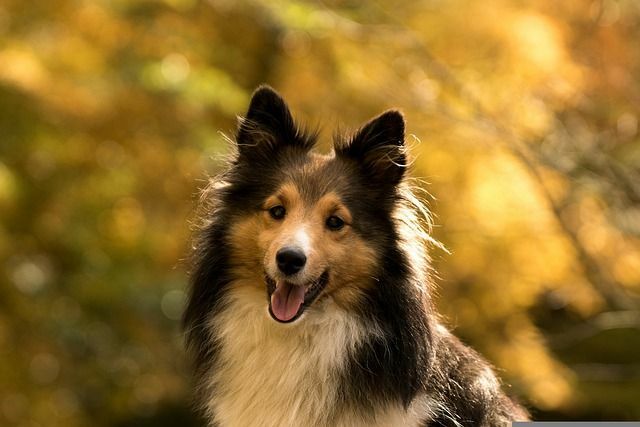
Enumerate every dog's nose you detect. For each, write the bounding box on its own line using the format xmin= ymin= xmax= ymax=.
xmin=276 ymin=247 xmax=307 ymax=276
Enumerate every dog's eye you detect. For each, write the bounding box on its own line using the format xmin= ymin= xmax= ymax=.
xmin=326 ymin=215 xmax=344 ymax=231
xmin=269 ymin=205 xmax=286 ymax=220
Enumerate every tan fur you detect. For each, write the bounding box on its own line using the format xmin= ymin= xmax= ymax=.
xmin=228 ymin=183 xmax=379 ymax=303
xmin=205 ymin=282 xmax=434 ymax=427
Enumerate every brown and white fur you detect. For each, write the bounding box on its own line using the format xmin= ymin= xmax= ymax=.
xmin=183 ymin=85 xmax=529 ymax=426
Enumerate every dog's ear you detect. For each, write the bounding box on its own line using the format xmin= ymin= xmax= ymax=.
xmin=336 ymin=110 xmax=407 ymax=186
xmin=235 ymin=85 xmax=313 ymax=159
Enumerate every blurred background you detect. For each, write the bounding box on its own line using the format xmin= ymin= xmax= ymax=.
xmin=1 ymin=0 xmax=639 ymax=425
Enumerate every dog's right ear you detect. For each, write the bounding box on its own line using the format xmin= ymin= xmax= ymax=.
xmin=235 ymin=85 xmax=314 ymax=159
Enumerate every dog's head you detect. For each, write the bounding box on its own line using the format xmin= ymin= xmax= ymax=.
xmin=221 ymin=86 xmax=411 ymax=323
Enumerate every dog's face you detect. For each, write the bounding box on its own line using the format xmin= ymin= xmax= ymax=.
xmin=223 ymin=86 xmax=408 ymax=323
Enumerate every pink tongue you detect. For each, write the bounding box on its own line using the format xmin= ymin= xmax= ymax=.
xmin=270 ymin=281 xmax=305 ymax=322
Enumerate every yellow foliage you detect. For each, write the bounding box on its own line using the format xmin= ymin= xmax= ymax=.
xmin=0 ymin=0 xmax=638 ymax=424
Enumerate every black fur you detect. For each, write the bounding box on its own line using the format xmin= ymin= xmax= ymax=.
xmin=343 ymin=244 xmax=433 ymax=410
xmin=183 ymin=85 xmax=529 ymax=426
xmin=336 ymin=109 xmax=407 ymax=187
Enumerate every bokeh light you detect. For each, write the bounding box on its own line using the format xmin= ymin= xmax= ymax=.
xmin=0 ymin=0 xmax=639 ymax=425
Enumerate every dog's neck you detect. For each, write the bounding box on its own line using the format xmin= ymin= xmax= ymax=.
xmin=202 ymin=281 xmax=430 ymax=427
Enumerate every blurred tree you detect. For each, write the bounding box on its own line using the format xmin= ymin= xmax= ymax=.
xmin=0 ymin=0 xmax=638 ymax=425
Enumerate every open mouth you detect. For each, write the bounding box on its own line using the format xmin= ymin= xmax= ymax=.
xmin=265 ymin=271 xmax=329 ymax=323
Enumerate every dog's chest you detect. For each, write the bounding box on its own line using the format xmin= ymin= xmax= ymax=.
xmin=204 ymin=289 xmax=428 ymax=427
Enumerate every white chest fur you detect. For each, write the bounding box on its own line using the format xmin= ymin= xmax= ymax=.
xmin=203 ymin=284 xmax=432 ymax=427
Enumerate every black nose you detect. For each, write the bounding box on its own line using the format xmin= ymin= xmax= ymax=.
xmin=276 ymin=247 xmax=307 ymax=276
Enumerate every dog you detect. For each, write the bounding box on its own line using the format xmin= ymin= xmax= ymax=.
xmin=183 ymin=85 xmax=529 ymax=426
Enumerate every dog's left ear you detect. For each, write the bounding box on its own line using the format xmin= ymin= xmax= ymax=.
xmin=236 ymin=85 xmax=313 ymax=159
xmin=336 ymin=110 xmax=407 ymax=186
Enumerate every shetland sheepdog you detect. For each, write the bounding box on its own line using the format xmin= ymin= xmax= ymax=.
xmin=183 ymin=85 xmax=529 ymax=426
